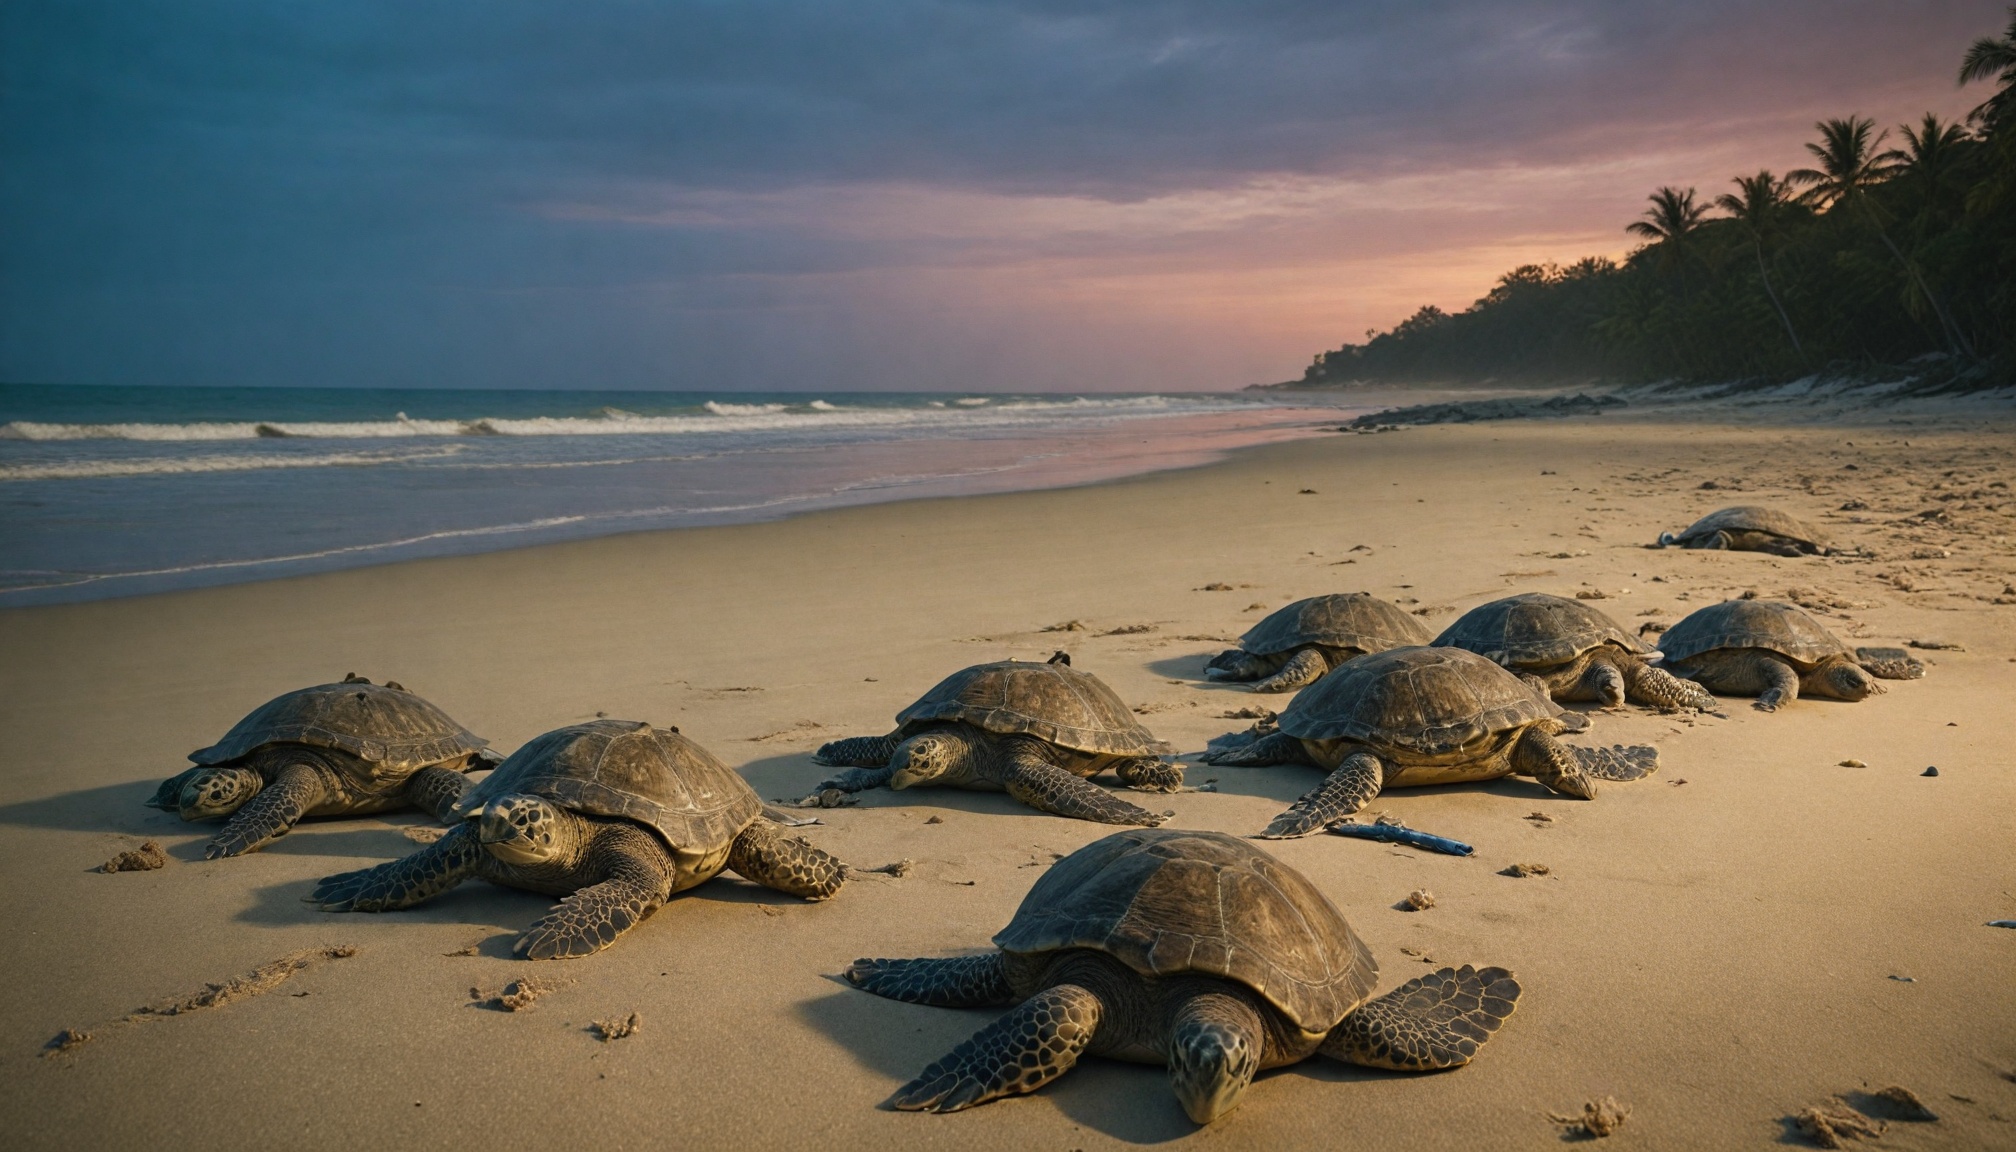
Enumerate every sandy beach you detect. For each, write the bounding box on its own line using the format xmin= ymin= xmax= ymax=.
xmin=4 ymin=403 xmax=2013 ymax=1150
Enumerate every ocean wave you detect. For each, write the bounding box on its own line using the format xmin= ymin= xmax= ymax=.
xmin=0 ymin=446 xmax=466 ymax=481
xmin=0 ymin=394 xmax=1247 ymax=442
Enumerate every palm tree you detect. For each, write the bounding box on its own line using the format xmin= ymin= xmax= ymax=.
xmin=1714 ymin=171 xmax=1807 ymax=364
xmin=1790 ymin=116 xmax=1972 ymax=358
xmin=1626 ymin=186 xmax=1709 ymax=280
xmin=1959 ymin=6 xmax=2016 ymax=129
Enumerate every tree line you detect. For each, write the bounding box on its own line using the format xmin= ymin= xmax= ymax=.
xmin=1295 ymin=12 xmax=2016 ymax=391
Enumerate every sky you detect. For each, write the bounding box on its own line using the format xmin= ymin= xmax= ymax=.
xmin=0 ymin=2 xmax=2005 ymax=393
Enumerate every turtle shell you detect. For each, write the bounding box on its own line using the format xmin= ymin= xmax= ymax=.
xmin=1278 ymin=646 xmax=1561 ymax=757
xmin=1675 ymin=506 xmax=1834 ymax=551
xmin=190 ymin=680 xmax=488 ymax=788
xmin=1236 ymin=593 xmax=1434 ymax=657
xmin=895 ymin=660 xmax=1172 ymax=757
xmin=1434 ymin=593 xmax=1650 ymax=669
xmin=1656 ymin=600 xmax=1849 ymax=669
xmin=456 ymin=720 xmax=760 ymax=852
xmin=993 ymin=828 xmax=1377 ymax=1033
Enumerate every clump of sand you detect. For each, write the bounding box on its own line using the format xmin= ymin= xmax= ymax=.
xmin=1551 ymin=1096 xmax=1630 ymax=1137
xmin=474 ymin=977 xmax=565 ymax=1012
xmin=100 ymin=840 xmax=167 ymax=873
xmin=1401 ymin=889 xmax=1435 ymax=911
xmin=1793 ymin=1100 xmax=1885 ymax=1147
xmin=1500 ymin=863 xmax=1551 ymax=877
xmin=41 ymin=1028 xmax=91 ymax=1057
xmin=593 ymin=1012 xmax=642 ymax=1041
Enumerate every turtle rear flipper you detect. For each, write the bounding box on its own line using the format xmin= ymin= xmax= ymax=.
xmin=891 ymin=984 xmax=1103 ymax=1112
xmin=1320 ymin=964 xmax=1521 ymax=1071
xmin=205 ymin=764 xmax=327 ymax=858
xmin=1249 ymin=648 xmax=1328 ymax=693
xmin=1258 ymin=752 xmax=1381 ymax=839
xmin=845 ymin=953 xmax=1015 ymax=1007
xmin=1854 ymin=646 xmax=1926 ymax=680
xmin=310 ymin=822 xmax=484 ymax=911
xmin=1569 ymin=744 xmax=1659 ymax=782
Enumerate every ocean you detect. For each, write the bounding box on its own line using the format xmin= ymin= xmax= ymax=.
xmin=0 ymin=385 xmax=1359 ymax=605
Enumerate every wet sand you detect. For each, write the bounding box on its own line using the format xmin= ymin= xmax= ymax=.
xmin=3 ymin=404 xmax=2013 ymax=1149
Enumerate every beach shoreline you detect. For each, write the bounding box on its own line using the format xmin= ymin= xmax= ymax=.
xmin=4 ymin=404 xmax=2013 ymax=1150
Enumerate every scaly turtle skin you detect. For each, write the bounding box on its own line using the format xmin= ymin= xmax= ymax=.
xmin=1656 ymin=505 xmax=1838 ymax=556
xmin=1657 ymin=600 xmax=1923 ymax=712
xmin=812 ymin=654 xmax=1179 ymax=826
xmin=1200 ymin=646 xmax=1659 ymax=837
xmin=1205 ymin=593 xmax=1433 ymax=692
xmin=147 ymin=675 xmax=494 ymax=859
xmin=1434 ymin=593 xmax=1713 ymax=711
xmin=309 ymin=720 xmax=844 ymax=959
xmin=845 ymin=828 xmax=1521 ymax=1124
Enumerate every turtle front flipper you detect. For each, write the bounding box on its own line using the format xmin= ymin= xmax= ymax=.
xmin=891 ymin=984 xmax=1104 ymax=1113
xmin=813 ymin=733 xmax=901 ymax=768
xmin=845 ymin=953 xmax=1015 ymax=1007
xmin=814 ymin=765 xmax=896 ymax=793
xmin=1198 ymin=729 xmax=1309 ymax=767
xmin=1751 ymin=654 xmax=1801 ymax=711
xmin=1854 ymin=646 xmax=1926 ymax=681
xmin=728 ymin=819 xmax=845 ymax=901
xmin=1258 ymin=751 xmax=1381 ymax=839
xmin=1511 ymin=728 xmax=1597 ymax=800
xmin=309 ymin=821 xmax=484 ymax=911
xmin=1002 ymin=755 xmax=1167 ymax=826
xmin=206 ymin=764 xmax=328 ymax=858
xmin=1115 ymin=757 xmax=1185 ymax=793
xmin=402 ymin=764 xmax=475 ymax=822
xmin=1568 ymin=743 xmax=1659 ymax=781
xmin=146 ymin=767 xmax=205 ymax=811
xmin=1621 ymin=660 xmax=1717 ymax=711
xmin=1320 ymin=965 xmax=1521 ymax=1070
xmin=1249 ymin=648 xmax=1328 ymax=693
xmin=514 ymin=824 xmax=677 ymax=960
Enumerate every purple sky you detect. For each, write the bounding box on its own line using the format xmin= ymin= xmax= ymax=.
xmin=0 ymin=1 xmax=2003 ymax=392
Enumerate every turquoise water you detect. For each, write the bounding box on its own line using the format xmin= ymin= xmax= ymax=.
xmin=0 ymin=385 xmax=1355 ymax=605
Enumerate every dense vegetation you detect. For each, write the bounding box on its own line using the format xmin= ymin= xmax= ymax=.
xmin=1297 ymin=13 xmax=2016 ymax=390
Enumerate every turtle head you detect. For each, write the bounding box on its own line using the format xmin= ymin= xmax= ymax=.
xmin=478 ymin=794 xmax=568 ymax=865
xmin=177 ymin=767 xmax=264 ymax=821
xmin=1821 ymin=657 xmax=1883 ymax=702
xmin=1167 ymin=993 xmax=1262 ymax=1124
xmin=887 ymin=730 xmax=973 ymax=790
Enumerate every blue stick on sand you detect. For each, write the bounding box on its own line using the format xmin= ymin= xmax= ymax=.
xmin=1327 ymin=822 xmax=1474 ymax=856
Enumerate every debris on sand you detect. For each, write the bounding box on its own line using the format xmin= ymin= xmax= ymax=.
xmin=796 ymin=788 xmax=859 ymax=809
xmin=1989 ymin=920 xmax=2016 ymax=929
xmin=1345 ymin=392 xmax=1626 ymax=429
xmin=41 ymin=1028 xmax=91 ymax=1057
xmin=100 ymin=840 xmax=167 ymax=872
xmin=442 ymin=945 xmax=480 ymax=957
xmin=1222 ymin=706 xmax=1277 ymax=720
xmin=1100 ymin=623 xmax=1155 ymax=636
xmin=852 ymin=860 xmax=912 ymax=878
xmin=1922 ymin=767 xmax=1939 ymax=777
xmin=592 ymin=1012 xmax=642 ymax=1041
xmin=130 ymin=946 xmax=357 ymax=1019
xmin=1198 ymin=582 xmax=1236 ymax=591
xmin=1332 ymin=822 xmax=1474 ymax=856
xmin=1551 ymin=1096 xmax=1631 ymax=1137
xmin=1524 ymin=811 xmax=1555 ymax=826
xmin=923 ymin=815 xmax=944 ymax=825
xmin=1838 ymin=759 xmax=1866 ymax=768
xmin=1793 ymin=1100 xmax=1886 ymax=1147
xmin=402 ymin=826 xmax=449 ymax=844
xmin=1909 ymin=638 xmax=1964 ymax=651
xmin=1040 ymin=620 xmax=1087 ymax=632
xmin=473 ymin=977 xmax=564 ymax=1012
xmin=1500 ymin=863 xmax=1551 ymax=878
xmin=1575 ymin=589 xmax=1609 ymax=600
xmin=1637 ymin=621 xmax=1668 ymax=636
xmin=1400 ymin=889 xmax=1435 ymax=911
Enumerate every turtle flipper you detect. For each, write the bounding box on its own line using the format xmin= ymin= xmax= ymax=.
xmin=728 ymin=819 xmax=845 ymax=900
xmin=814 ymin=765 xmax=896 ymax=792
xmin=514 ymin=826 xmax=676 ymax=960
xmin=1854 ymin=646 xmax=1926 ymax=681
xmin=1199 ymin=729 xmax=1309 ymax=767
xmin=1249 ymin=648 xmax=1328 ymax=693
xmin=891 ymin=984 xmax=1104 ymax=1113
xmin=813 ymin=733 xmax=901 ymax=768
xmin=1512 ymin=728 xmax=1597 ymax=800
xmin=309 ymin=822 xmax=483 ymax=911
xmin=1320 ymin=965 xmax=1521 ymax=1070
xmin=1203 ymin=649 xmax=1268 ymax=682
xmin=206 ymin=764 xmax=327 ymax=858
xmin=147 ymin=767 xmax=203 ymax=811
xmin=1622 ymin=660 xmax=1717 ymax=711
xmin=1002 ymin=756 xmax=1167 ymax=826
xmin=1569 ymin=744 xmax=1659 ymax=781
xmin=1753 ymin=654 xmax=1800 ymax=711
xmin=402 ymin=764 xmax=474 ymax=822
xmin=1115 ymin=757 xmax=1185 ymax=793
xmin=845 ymin=953 xmax=1015 ymax=1007
xmin=1258 ymin=751 xmax=1381 ymax=838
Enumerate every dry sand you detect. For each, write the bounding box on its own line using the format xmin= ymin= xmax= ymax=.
xmin=3 ymin=404 xmax=2013 ymax=1150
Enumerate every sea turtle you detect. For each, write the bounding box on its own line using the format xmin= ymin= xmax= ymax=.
xmin=845 ymin=828 xmax=1520 ymax=1124
xmin=147 ymin=674 xmax=494 ymax=859
xmin=1200 ymin=646 xmax=1657 ymax=837
xmin=1656 ymin=505 xmax=1839 ymax=555
xmin=1433 ymin=593 xmax=1714 ymax=711
xmin=1204 ymin=593 xmax=1433 ymax=692
xmin=309 ymin=719 xmax=844 ymax=959
xmin=812 ymin=654 xmax=1179 ymax=826
xmin=1657 ymin=599 xmax=1923 ymax=711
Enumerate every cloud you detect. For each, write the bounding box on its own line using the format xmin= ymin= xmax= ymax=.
xmin=0 ymin=0 xmax=2002 ymax=389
